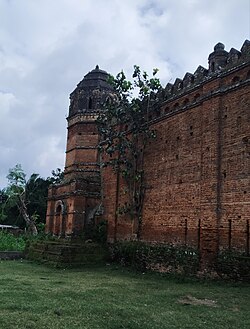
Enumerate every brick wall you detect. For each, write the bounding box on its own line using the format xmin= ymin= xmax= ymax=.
xmin=102 ymin=63 xmax=250 ymax=268
xmin=45 ymin=42 xmax=250 ymax=270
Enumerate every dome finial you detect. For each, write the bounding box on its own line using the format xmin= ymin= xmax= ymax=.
xmin=214 ymin=42 xmax=225 ymax=51
xmin=95 ymin=65 xmax=99 ymax=70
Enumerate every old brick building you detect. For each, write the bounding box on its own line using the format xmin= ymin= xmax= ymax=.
xmin=46 ymin=41 xmax=250 ymax=268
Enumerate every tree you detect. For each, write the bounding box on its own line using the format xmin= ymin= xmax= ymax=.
xmin=25 ymin=173 xmax=51 ymax=227
xmin=0 ymin=189 xmax=8 ymax=223
xmin=1 ymin=165 xmax=64 ymax=233
xmin=97 ymin=66 xmax=162 ymax=239
xmin=49 ymin=168 xmax=64 ymax=184
xmin=5 ymin=164 xmax=38 ymax=235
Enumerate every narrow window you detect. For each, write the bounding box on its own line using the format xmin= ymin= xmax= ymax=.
xmin=194 ymin=93 xmax=200 ymax=102
xmin=56 ymin=204 xmax=62 ymax=215
xmin=88 ymin=97 xmax=92 ymax=109
xmin=174 ymin=103 xmax=179 ymax=110
xmin=183 ymin=98 xmax=189 ymax=107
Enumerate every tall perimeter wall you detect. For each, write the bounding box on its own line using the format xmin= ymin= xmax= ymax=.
xmin=102 ymin=41 xmax=250 ymax=268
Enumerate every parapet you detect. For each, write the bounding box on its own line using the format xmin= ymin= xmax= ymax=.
xmin=162 ymin=40 xmax=250 ymax=101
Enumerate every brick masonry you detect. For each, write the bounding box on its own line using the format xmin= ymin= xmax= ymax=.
xmin=46 ymin=42 xmax=250 ymax=269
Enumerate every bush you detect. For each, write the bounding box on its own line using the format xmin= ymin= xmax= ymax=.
xmin=0 ymin=231 xmax=26 ymax=251
xmin=109 ymin=241 xmax=199 ymax=274
xmin=217 ymin=250 xmax=250 ymax=280
xmin=93 ymin=220 xmax=108 ymax=244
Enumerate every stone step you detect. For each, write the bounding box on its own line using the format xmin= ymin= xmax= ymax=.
xmin=26 ymin=240 xmax=108 ymax=268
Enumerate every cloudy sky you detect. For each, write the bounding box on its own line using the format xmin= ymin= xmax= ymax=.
xmin=0 ymin=0 xmax=249 ymax=188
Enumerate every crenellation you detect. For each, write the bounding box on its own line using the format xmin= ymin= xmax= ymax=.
xmin=194 ymin=65 xmax=209 ymax=81
xmin=159 ymin=40 xmax=249 ymax=112
xmin=182 ymin=72 xmax=194 ymax=88
xmin=227 ymin=48 xmax=241 ymax=67
xmin=240 ymin=39 xmax=250 ymax=60
xmin=164 ymin=82 xmax=174 ymax=97
xmin=173 ymin=78 xmax=183 ymax=92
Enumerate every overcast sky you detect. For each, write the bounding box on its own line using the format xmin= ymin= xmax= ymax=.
xmin=0 ymin=0 xmax=249 ymax=188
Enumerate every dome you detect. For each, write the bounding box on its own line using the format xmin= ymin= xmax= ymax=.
xmin=76 ymin=65 xmax=112 ymax=90
xmin=214 ymin=42 xmax=225 ymax=52
xmin=208 ymin=42 xmax=228 ymax=73
xmin=68 ymin=66 xmax=115 ymax=117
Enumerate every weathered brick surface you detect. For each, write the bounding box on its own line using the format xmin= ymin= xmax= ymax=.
xmin=46 ymin=67 xmax=114 ymax=238
xmin=46 ymin=42 xmax=250 ymax=270
xmin=102 ymin=42 xmax=250 ymax=269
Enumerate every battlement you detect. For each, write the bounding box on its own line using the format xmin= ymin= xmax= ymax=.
xmin=145 ymin=40 xmax=250 ymax=123
xmin=162 ymin=40 xmax=250 ymax=102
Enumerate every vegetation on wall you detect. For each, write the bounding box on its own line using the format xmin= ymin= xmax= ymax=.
xmin=97 ymin=66 xmax=162 ymax=238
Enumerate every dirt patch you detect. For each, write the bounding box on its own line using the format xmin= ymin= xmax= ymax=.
xmin=178 ymin=295 xmax=217 ymax=307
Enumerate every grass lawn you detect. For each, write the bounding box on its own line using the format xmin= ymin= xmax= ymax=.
xmin=0 ymin=260 xmax=249 ymax=329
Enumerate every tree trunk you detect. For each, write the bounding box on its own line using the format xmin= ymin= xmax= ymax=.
xmin=18 ymin=195 xmax=38 ymax=235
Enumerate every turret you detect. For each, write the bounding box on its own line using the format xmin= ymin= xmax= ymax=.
xmin=208 ymin=42 xmax=228 ymax=73
xmin=68 ymin=65 xmax=113 ymax=117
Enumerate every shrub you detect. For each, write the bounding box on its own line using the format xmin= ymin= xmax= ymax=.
xmin=217 ymin=250 xmax=250 ymax=280
xmin=0 ymin=231 xmax=26 ymax=251
xmin=109 ymin=241 xmax=199 ymax=274
xmin=93 ymin=220 xmax=108 ymax=244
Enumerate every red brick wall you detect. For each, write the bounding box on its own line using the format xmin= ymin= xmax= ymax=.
xmin=46 ymin=114 xmax=101 ymax=237
xmin=102 ymin=64 xmax=250 ymax=267
xmin=45 ymin=45 xmax=249 ymax=270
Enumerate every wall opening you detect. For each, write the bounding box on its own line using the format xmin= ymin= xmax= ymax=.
xmin=232 ymin=76 xmax=240 ymax=84
xmin=88 ymin=97 xmax=93 ymax=109
xmin=56 ymin=204 xmax=62 ymax=215
xmin=174 ymin=103 xmax=179 ymax=110
xmin=194 ymin=93 xmax=200 ymax=102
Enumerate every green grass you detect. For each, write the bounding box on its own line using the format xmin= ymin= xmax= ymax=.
xmin=0 ymin=261 xmax=249 ymax=329
xmin=0 ymin=231 xmax=25 ymax=251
